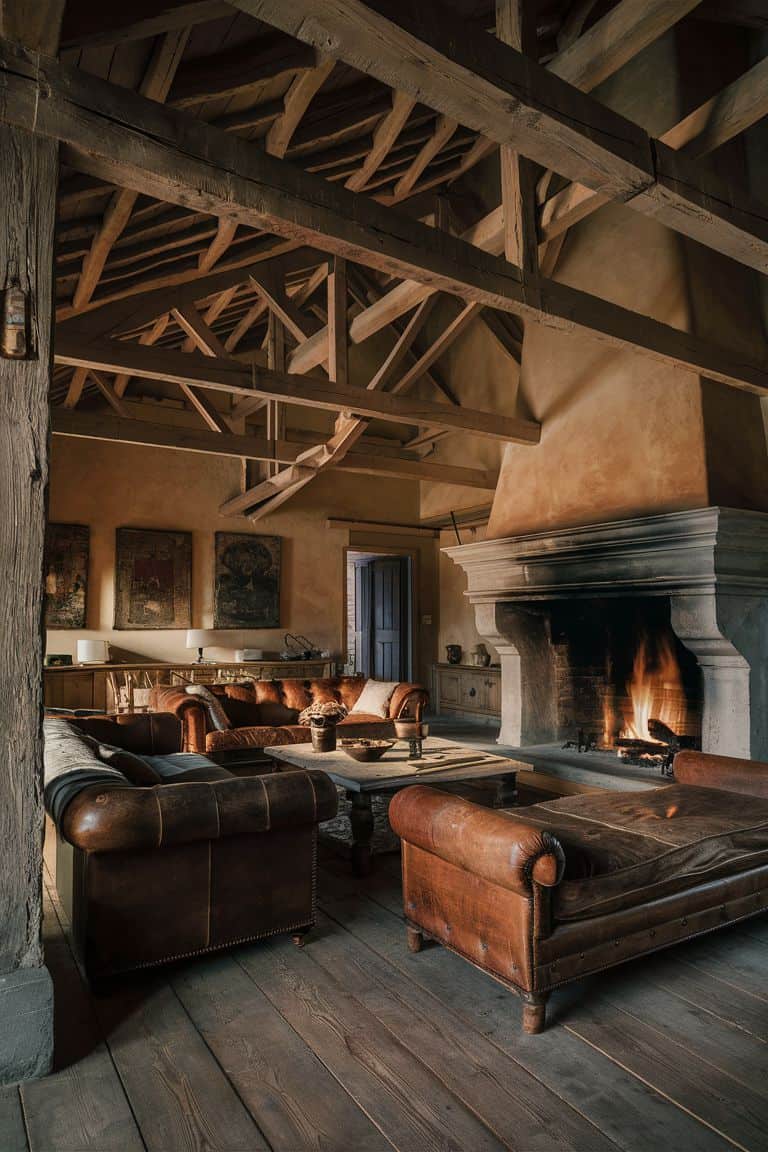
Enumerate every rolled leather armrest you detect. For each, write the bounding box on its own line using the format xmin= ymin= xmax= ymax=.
xmin=673 ymin=749 xmax=768 ymax=798
xmin=60 ymin=769 xmax=338 ymax=853
xmin=388 ymin=684 xmax=429 ymax=720
xmin=150 ymin=686 xmax=208 ymax=752
xmin=389 ymin=785 xmax=565 ymax=897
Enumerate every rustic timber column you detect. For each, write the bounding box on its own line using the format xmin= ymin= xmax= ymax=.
xmin=0 ymin=118 xmax=57 ymax=1081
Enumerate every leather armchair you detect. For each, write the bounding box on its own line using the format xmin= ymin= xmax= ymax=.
xmin=390 ymin=750 xmax=768 ymax=1034
xmin=46 ymin=715 xmax=337 ymax=979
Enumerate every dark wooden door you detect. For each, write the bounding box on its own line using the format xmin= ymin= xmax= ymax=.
xmin=371 ymin=557 xmax=408 ymax=681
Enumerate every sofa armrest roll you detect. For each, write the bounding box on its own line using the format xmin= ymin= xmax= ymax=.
xmin=673 ymin=749 xmax=768 ymax=798
xmin=389 ymin=786 xmax=565 ymax=896
xmin=61 ymin=769 xmax=338 ymax=853
xmin=150 ymin=686 xmax=208 ymax=752
xmin=388 ymin=684 xmax=429 ymax=720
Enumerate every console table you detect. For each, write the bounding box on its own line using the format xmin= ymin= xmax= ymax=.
xmin=44 ymin=659 xmax=334 ymax=713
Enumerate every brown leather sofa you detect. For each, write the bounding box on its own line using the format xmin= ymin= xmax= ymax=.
xmin=389 ymin=749 xmax=768 ymax=1034
xmin=151 ymin=676 xmax=428 ymax=755
xmin=44 ymin=713 xmax=337 ymax=980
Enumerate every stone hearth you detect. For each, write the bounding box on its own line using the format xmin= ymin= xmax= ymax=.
xmin=445 ymin=508 xmax=768 ymax=761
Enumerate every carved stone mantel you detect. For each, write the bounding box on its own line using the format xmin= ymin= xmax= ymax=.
xmin=445 ymin=508 xmax=768 ymax=759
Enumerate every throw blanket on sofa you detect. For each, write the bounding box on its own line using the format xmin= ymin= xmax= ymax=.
xmin=43 ymin=718 xmax=131 ymax=825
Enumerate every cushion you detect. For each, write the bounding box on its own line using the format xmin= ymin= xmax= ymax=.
xmin=143 ymin=752 xmax=230 ymax=781
xmin=349 ymin=679 xmax=398 ymax=718
xmin=512 ymin=784 xmax=768 ymax=922
xmin=223 ymin=683 xmax=257 ymax=704
xmin=185 ymin=684 xmax=232 ymax=731
xmin=309 ymin=680 xmax=342 ymax=706
xmin=95 ymin=744 xmax=160 ymax=787
xmin=282 ymin=680 xmax=313 ymax=712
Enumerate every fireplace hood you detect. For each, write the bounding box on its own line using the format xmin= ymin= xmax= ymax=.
xmin=444 ymin=508 xmax=768 ymax=760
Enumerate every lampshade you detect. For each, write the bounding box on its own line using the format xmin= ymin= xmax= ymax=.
xmin=77 ymin=639 xmax=109 ymax=664
xmin=186 ymin=630 xmax=216 ymax=650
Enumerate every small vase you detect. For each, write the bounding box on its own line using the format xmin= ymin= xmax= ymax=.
xmin=446 ymin=644 xmax=462 ymax=665
xmin=310 ymin=717 xmax=337 ymax=752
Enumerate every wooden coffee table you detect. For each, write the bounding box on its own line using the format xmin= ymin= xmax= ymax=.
xmin=267 ymin=737 xmax=529 ymax=875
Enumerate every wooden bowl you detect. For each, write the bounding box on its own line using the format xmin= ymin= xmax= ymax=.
xmin=339 ymin=739 xmax=396 ymax=763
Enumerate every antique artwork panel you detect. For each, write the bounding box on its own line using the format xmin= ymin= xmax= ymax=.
xmin=115 ymin=528 xmax=192 ymax=629
xmin=44 ymin=523 xmax=89 ymax=628
xmin=214 ymin=532 xmax=281 ymax=628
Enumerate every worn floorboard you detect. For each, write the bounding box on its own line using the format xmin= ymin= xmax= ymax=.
xmin=11 ymin=843 xmax=768 ymax=1152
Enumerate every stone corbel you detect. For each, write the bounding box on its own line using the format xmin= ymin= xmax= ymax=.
xmin=671 ymin=592 xmax=767 ymax=760
xmin=473 ymin=601 xmax=557 ymax=747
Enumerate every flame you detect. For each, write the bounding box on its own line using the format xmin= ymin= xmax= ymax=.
xmin=621 ymin=633 xmax=683 ymax=743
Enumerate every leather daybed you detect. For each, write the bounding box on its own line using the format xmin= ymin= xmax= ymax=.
xmin=44 ymin=713 xmax=337 ymax=980
xmin=389 ymin=749 xmax=768 ymax=1034
xmin=151 ymin=676 xmax=429 ymax=754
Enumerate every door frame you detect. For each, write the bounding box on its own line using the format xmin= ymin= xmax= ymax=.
xmin=342 ymin=544 xmax=419 ymax=682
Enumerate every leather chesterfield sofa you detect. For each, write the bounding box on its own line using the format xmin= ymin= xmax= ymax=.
xmin=151 ymin=676 xmax=429 ymax=755
xmin=389 ymin=749 xmax=768 ymax=1034
xmin=44 ymin=713 xmax=337 ymax=980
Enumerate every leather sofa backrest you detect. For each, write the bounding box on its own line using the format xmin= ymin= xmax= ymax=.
xmin=72 ymin=712 xmax=182 ymax=754
xmin=211 ymin=676 xmax=368 ymax=724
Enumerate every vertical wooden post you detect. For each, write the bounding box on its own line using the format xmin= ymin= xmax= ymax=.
xmin=327 ymin=256 xmax=348 ymax=387
xmin=0 ymin=123 xmax=57 ymax=1084
xmin=265 ymin=310 xmax=286 ymax=479
xmin=496 ymin=0 xmax=539 ymax=279
xmin=0 ymin=0 xmax=62 ymax=1083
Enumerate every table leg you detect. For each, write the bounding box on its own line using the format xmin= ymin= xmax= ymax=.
xmin=497 ymin=772 xmax=518 ymax=808
xmin=348 ymin=790 xmax=374 ymax=876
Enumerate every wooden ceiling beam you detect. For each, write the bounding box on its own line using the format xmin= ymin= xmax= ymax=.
xmin=198 ymin=217 xmax=238 ymax=273
xmin=496 ymin=0 xmax=539 ymax=278
xmin=13 ymin=47 xmax=763 ymax=396
xmin=53 ymin=337 xmax=542 ymax=443
xmin=51 ymin=408 xmax=497 ymax=488
xmin=240 ymin=0 xmax=768 ymax=274
xmin=540 ymin=51 xmax=768 ymax=262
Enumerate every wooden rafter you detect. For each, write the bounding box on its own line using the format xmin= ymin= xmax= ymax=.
xmin=391 ymin=115 xmax=458 ymax=204
xmin=61 ymin=1 xmax=228 ymax=49
xmin=198 ymin=218 xmax=238 ymax=273
xmin=170 ymin=303 xmax=235 ymax=432
xmin=71 ymin=29 xmax=188 ymax=311
xmin=266 ymin=56 xmax=335 ymax=158
xmin=239 ymin=1 xmax=768 ymax=275
xmin=114 ymin=313 xmax=169 ymax=397
xmin=346 ymin=90 xmax=416 ymax=192
xmin=169 ymin=35 xmax=316 ymax=109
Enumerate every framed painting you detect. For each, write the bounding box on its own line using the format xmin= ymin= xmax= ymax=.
xmin=114 ymin=528 xmax=192 ymax=629
xmin=214 ymin=532 xmax=281 ymax=628
xmin=44 ymin=523 xmax=89 ymax=628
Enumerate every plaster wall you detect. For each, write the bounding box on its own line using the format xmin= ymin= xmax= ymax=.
xmin=438 ymin=523 xmax=498 ymax=664
xmin=46 ymin=436 xmax=433 ymax=677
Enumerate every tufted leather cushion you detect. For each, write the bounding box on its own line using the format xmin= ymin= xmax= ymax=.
xmin=282 ymin=681 xmax=313 ymax=712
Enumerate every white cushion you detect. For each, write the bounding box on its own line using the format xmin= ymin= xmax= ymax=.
xmin=349 ymin=679 xmax=398 ymax=718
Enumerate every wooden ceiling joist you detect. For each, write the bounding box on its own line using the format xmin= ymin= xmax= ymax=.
xmin=240 ymin=0 xmax=768 ymax=275
xmin=53 ymin=337 xmax=542 ymax=444
xmin=345 ymin=90 xmax=417 ymax=192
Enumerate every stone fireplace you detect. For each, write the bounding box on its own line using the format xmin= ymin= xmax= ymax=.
xmin=445 ymin=508 xmax=768 ymax=762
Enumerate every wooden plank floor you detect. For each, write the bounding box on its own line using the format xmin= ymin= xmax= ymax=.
xmin=11 ymin=837 xmax=768 ymax=1152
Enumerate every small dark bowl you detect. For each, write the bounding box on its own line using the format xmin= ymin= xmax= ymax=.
xmin=394 ymin=720 xmax=429 ymax=741
xmin=339 ymin=739 xmax=396 ymax=763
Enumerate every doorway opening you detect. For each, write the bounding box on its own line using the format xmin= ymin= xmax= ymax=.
xmin=345 ymin=550 xmax=414 ymax=681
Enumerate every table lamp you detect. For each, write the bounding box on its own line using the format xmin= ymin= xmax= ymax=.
xmin=186 ymin=629 xmax=216 ymax=663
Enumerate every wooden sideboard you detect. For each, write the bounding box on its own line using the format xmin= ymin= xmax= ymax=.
xmin=44 ymin=660 xmax=335 ymax=714
xmin=433 ymin=663 xmax=501 ymax=724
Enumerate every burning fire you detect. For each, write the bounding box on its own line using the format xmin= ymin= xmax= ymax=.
xmin=620 ymin=634 xmax=683 ymax=743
